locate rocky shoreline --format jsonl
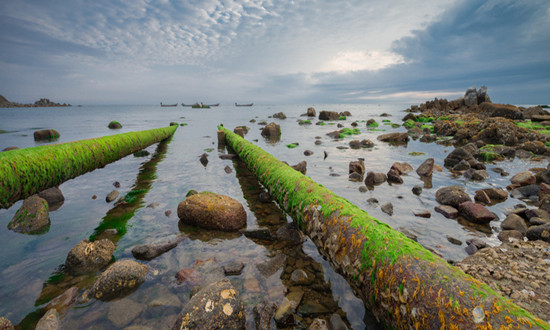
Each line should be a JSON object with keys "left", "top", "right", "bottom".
{"left": 0, "top": 94, "right": 71, "bottom": 108}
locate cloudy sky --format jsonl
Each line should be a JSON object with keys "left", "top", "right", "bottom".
{"left": 0, "top": 0, "right": 549, "bottom": 105}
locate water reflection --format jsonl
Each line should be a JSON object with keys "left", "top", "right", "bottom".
{"left": 16, "top": 137, "right": 172, "bottom": 329}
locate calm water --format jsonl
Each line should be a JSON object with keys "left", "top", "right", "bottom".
{"left": 0, "top": 104, "right": 542, "bottom": 328}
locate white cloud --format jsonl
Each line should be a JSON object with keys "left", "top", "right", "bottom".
{"left": 320, "top": 50, "right": 405, "bottom": 73}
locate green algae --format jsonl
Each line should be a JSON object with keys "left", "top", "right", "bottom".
{"left": 299, "top": 120, "right": 312, "bottom": 125}
{"left": 416, "top": 116, "right": 435, "bottom": 123}
{"left": 408, "top": 152, "right": 425, "bottom": 156}
{"left": 338, "top": 116, "right": 346, "bottom": 120}
{"left": 0, "top": 125, "right": 177, "bottom": 209}
{"left": 219, "top": 126, "right": 548, "bottom": 329}
{"left": 286, "top": 144, "right": 298, "bottom": 149}
{"left": 338, "top": 128, "right": 360, "bottom": 139}
{"left": 367, "top": 120, "right": 379, "bottom": 128}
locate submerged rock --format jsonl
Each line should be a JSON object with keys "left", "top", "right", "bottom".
{"left": 172, "top": 279, "right": 245, "bottom": 329}
{"left": 88, "top": 259, "right": 148, "bottom": 301}
{"left": 65, "top": 238, "right": 115, "bottom": 275}
{"left": 177, "top": 192, "right": 246, "bottom": 231}
{"left": 8, "top": 195, "right": 50, "bottom": 234}
{"left": 35, "top": 309, "right": 60, "bottom": 330}
{"left": 131, "top": 237, "right": 184, "bottom": 260}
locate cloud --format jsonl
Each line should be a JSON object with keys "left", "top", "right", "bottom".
{"left": 321, "top": 50, "right": 405, "bottom": 73}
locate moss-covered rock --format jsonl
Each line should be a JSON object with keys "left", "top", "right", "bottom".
{"left": 33, "top": 129, "right": 60, "bottom": 141}
{"left": 8, "top": 195, "right": 50, "bottom": 234}
{"left": 108, "top": 121, "right": 122, "bottom": 129}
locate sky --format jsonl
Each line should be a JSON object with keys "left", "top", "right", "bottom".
{"left": 0, "top": 0, "right": 549, "bottom": 105}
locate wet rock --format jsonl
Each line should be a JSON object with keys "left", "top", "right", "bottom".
{"left": 8, "top": 195, "right": 50, "bottom": 234}
{"left": 458, "top": 201, "right": 496, "bottom": 224}
{"left": 525, "top": 208, "right": 550, "bottom": 220}
{"left": 242, "top": 228, "right": 273, "bottom": 241}
{"left": 416, "top": 158, "right": 434, "bottom": 177}
{"left": 307, "top": 107, "right": 316, "bottom": 117}
{"left": 199, "top": 153, "right": 209, "bottom": 166}
{"left": 349, "top": 140, "right": 361, "bottom": 149}
{"left": 501, "top": 214, "right": 528, "bottom": 235}
{"left": 258, "top": 191, "right": 272, "bottom": 203}
{"left": 466, "top": 238, "right": 487, "bottom": 250}
{"left": 65, "top": 238, "right": 115, "bottom": 275}
{"left": 434, "top": 205, "right": 458, "bottom": 219}
{"left": 224, "top": 165, "right": 232, "bottom": 174}
{"left": 474, "top": 188, "right": 508, "bottom": 205}
{"left": 223, "top": 262, "right": 245, "bottom": 276}
{"left": 131, "top": 237, "right": 183, "bottom": 261}
{"left": 364, "top": 172, "right": 386, "bottom": 186}
{"left": 386, "top": 169, "right": 403, "bottom": 184}
{"left": 217, "top": 130, "right": 226, "bottom": 145}
{"left": 511, "top": 171, "right": 536, "bottom": 187}
{"left": 381, "top": 202, "right": 393, "bottom": 216}
{"left": 435, "top": 186, "right": 472, "bottom": 208}
{"left": 330, "top": 313, "right": 349, "bottom": 330}
{"left": 261, "top": 122, "right": 281, "bottom": 138}
{"left": 219, "top": 154, "right": 237, "bottom": 160}
{"left": 480, "top": 102, "right": 523, "bottom": 119}
{"left": 314, "top": 140, "right": 322, "bottom": 145}
{"left": 511, "top": 184, "right": 539, "bottom": 200}
{"left": 254, "top": 299, "right": 277, "bottom": 330}
{"left": 257, "top": 254, "right": 286, "bottom": 277}
{"left": 0, "top": 317, "right": 13, "bottom": 329}
{"left": 465, "top": 243, "right": 478, "bottom": 255}
{"left": 107, "top": 299, "right": 144, "bottom": 328}
{"left": 112, "top": 181, "right": 121, "bottom": 188}
{"left": 33, "top": 129, "right": 60, "bottom": 141}
{"left": 35, "top": 309, "right": 60, "bottom": 330}
{"left": 390, "top": 162, "right": 413, "bottom": 175}
{"left": 452, "top": 159, "right": 471, "bottom": 171}
{"left": 367, "top": 198, "right": 379, "bottom": 206}
{"left": 37, "top": 187, "right": 64, "bottom": 209}
{"left": 273, "top": 112, "right": 287, "bottom": 119}
{"left": 319, "top": 111, "right": 339, "bottom": 121}
{"left": 377, "top": 132, "right": 409, "bottom": 143}
{"left": 276, "top": 222, "right": 305, "bottom": 245}
{"left": 446, "top": 235, "right": 462, "bottom": 245}
{"left": 348, "top": 172, "right": 363, "bottom": 182}
{"left": 464, "top": 169, "right": 489, "bottom": 181}
{"left": 290, "top": 269, "right": 311, "bottom": 285}
{"left": 498, "top": 230, "right": 523, "bottom": 242}
{"left": 309, "top": 318, "right": 329, "bottom": 330}
{"left": 106, "top": 190, "right": 119, "bottom": 203}
{"left": 108, "top": 121, "right": 122, "bottom": 129}
{"left": 274, "top": 290, "right": 303, "bottom": 326}
{"left": 340, "top": 111, "right": 352, "bottom": 117}
{"left": 304, "top": 150, "right": 313, "bottom": 156}
{"left": 526, "top": 223, "right": 550, "bottom": 242}
{"left": 413, "top": 209, "right": 431, "bottom": 218}
{"left": 292, "top": 161, "right": 307, "bottom": 175}
{"left": 530, "top": 217, "right": 550, "bottom": 226}
{"left": 412, "top": 185, "right": 422, "bottom": 195}
{"left": 444, "top": 147, "right": 476, "bottom": 169}
{"left": 178, "top": 192, "right": 246, "bottom": 231}
{"left": 361, "top": 139, "right": 375, "bottom": 148}
{"left": 88, "top": 259, "right": 149, "bottom": 301}
{"left": 233, "top": 126, "right": 247, "bottom": 137}
{"left": 44, "top": 286, "right": 78, "bottom": 315}
{"left": 419, "top": 134, "right": 437, "bottom": 143}
{"left": 173, "top": 279, "right": 245, "bottom": 329}
{"left": 519, "top": 141, "right": 547, "bottom": 155}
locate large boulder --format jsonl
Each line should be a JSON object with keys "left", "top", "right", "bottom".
{"left": 172, "top": 279, "right": 245, "bottom": 329}
{"left": 435, "top": 186, "right": 472, "bottom": 208}
{"left": 464, "top": 85, "right": 478, "bottom": 107}
{"left": 458, "top": 201, "right": 496, "bottom": 224}
{"left": 8, "top": 195, "right": 50, "bottom": 234}
{"left": 349, "top": 160, "right": 365, "bottom": 175}
{"left": 318, "top": 111, "right": 339, "bottom": 121}
{"left": 261, "top": 122, "right": 281, "bottom": 138}
{"left": 377, "top": 132, "right": 409, "bottom": 143}
{"left": 178, "top": 192, "right": 246, "bottom": 231}
{"left": 88, "top": 259, "right": 148, "bottom": 301}
{"left": 510, "top": 171, "right": 536, "bottom": 187}
{"left": 526, "top": 223, "right": 550, "bottom": 242}
{"left": 33, "top": 129, "right": 60, "bottom": 141}
{"left": 65, "top": 239, "right": 115, "bottom": 275}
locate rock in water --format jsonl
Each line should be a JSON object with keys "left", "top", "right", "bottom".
{"left": 458, "top": 201, "right": 496, "bottom": 224}
{"left": 416, "top": 158, "right": 434, "bottom": 177}
{"left": 37, "top": 187, "right": 65, "bottom": 209}
{"left": 8, "top": 195, "right": 50, "bottom": 234}
{"left": 172, "top": 279, "right": 245, "bottom": 329}
{"left": 318, "top": 111, "right": 339, "bottom": 120}
{"left": 33, "top": 129, "right": 60, "bottom": 141}
{"left": 307, "top": 107, "right": 316, "bottom": 117}
{"left": 199, "top": 153, "right": 209, "bottom": 167}
{"left": 88, "top": 260, "right": 148, "bottom": 301}
{"left": 65, "top": 239, "right": 115, "bottom": 275}
{"left": 435, "top": 186, "right": 472, "bottom": 208}
{"left": 35, "top": 309, "right": 60, "bottom": 330}
{"left": 131, "top": 237, "right": 184, "bottom": 260}
{"left": 108, "top": 121, "right": 122, "bottom": 129}
{"left": 178, "top": 192, "right": 246, "bottom": 231}
{"left": 261, "top": 122, "right": 281, "bottom": 138}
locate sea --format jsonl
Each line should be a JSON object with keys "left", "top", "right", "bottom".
{"left": 0, "top": 104, "right": 541, "bottom": 329}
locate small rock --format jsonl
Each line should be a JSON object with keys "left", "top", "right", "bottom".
{"left": 435, "top": 186, "right": 472, "bottom": 208}
{"left": 309, "top": 318, "right": 329, "bottom": 330}
{"left": 106, "top": 190, "right": 119, "bottom": 203}
{"left": 446, "top": 235, "right": 462, "bottom": 245}
{"left": 381, "top": 202, "right": 393, "bottom": 216}
{"left": 165, "top": 210, "right": 172, "bottom": 217}
{"left": 258, "top": 192, "right": 272, "bottom": 203}
{"left": 254, "top": 299, "right": 277, "bottom": 330}
{"left": 390, "top": 162, "right": 414, "bottom": 175}
{"left": 292, "top": 161, "right": 307, "bottom": 175}
{"left": 37, "top": 187, "right": 65, "bottom": 209}
{"left": 412, "top": 185, "right": 422, "bottom": 195}
{"left": 510, "top": 171, "right": 536, "bottom": 186}
{"left": 199, "top": 153, "right": 209, "bottom": 166}
{"left": 349, "top": 159, "right": 365, "bottom": 175}
{"left": 290, "top": 269, "right": 310, "bottom": 285}
{"left": 367, "top": 198, "right": 379, "bottom": 206}
{"left": 498, "top": 230, "right": 523, "bottom": 242}
{"left": 464, "top": 169, "right": 489, "bottom": 181}
{"left": 8, "top": 195, "right": 50, "bottom": 234}
{"left": 348, "top": 172, "right": 363, "bottom": 182}
{"left": 304, "top": 150, "right": 313, "bottom": 156}
{"left": 223, "top": 262, "right": 245, "bottom": 276}
{"left": 131, "top": 237, "right": 183, "bottom": 260}
{"left": 501, "top": 214, "right": 528, "bottom": 235}
{"left": 224, "top": 166, "right": 232, "bottom": 173}
{"left": 65, "top": 238, "right": 115, "bottom": 275}
{"left": 365, "top": 172, "right": 387, "bottom": 186}
{"left": 413, "top": 209, "right": 431, "bottom": 218}
{"left": 242, "top": 228, "right": 273, "bottom": 241}
{"left": 416, "top": 158, "right": 434, "bottom": 177}
{"left": 434, "top": 205, "right": 459, "bottom": 219}
{"left": 387, "top": 169, "right": 403, "bottom": 184}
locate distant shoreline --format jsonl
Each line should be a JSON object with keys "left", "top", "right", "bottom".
{"left": 0, "top": 94, "right": 71, "bottom": 108}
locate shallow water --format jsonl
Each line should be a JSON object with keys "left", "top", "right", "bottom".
{"left": 0, "top": 104, "right": 544, "bottom": 328}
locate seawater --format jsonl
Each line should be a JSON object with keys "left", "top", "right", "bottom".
{"left": 0, "top": 104, "right": 542, "bottom": 328}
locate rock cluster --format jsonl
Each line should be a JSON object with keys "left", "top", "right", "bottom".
{"left": 0, "top": 94, "right": 71, "bottom": 108}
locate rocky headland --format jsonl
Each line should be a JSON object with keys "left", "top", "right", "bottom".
{"left": 0, "top": 94, "right": 71, "bottom": 108}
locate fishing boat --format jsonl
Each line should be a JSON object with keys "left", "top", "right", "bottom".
{"left": 181, "top": 103, "right": 194, "bottom": 107}
{"left": 235, "top": 102, "right": 253, "bottom": 107}
{"left": 160, "top": 102, "right": 178, "bottom": 107}
{"left": 206, "top": 103, "right": 220, "bottom": 107}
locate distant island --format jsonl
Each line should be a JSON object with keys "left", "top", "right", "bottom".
{"left": 0, "top": 94, "right": 71, "bottom": 108}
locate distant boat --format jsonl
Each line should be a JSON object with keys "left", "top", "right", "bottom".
{"left": 183, "top": 103, "right": 219, "bottom": 107}
{"left": 235, "top": 102, "right": 253, "bottom": 107}
{"left": 181, "top": 103, "right": 194, "bottom": 107}
{"left": 206, "top": 103, "right": 220, "bottom": 107}
{"left": 160, "top": 102, "right": 178, "bottom": 107}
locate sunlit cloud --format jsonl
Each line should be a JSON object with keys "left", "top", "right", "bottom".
{"left": 320, "top": 50, "right": 405, "bottom": 73}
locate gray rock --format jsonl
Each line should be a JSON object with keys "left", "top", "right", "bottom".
{"left": 291, "top": 161, "right": 307, "bottom": 175}
{"left": 254, "top": 299, "right": 277, "bottom": 330}
{"left": 364, "top": 172, "right": 386, "bottom": 186}
{"left": 65, "top": 238, "right": 115, "bottom": 275}
{"left": 131, "top": 237, "right": 183, "bottom": 260}
{"left": 242, "top": 228, "right": 273, "bottom": 241}
{"left": 381, "top": 202, "right": 393, "bottom": 216}
{"left": 501, "top": 214, "right": 528, "bottom": 235}
{"left": 435, "top": 186, "right": 472, "bottom": 208}
{"left": 330, "top": 313, "right": 349, "bottom": 330}
{"left": 199, "top": 153, "right": 209, "bottom": 166}
{"left": 223, "top": 262, "right": 245, "bottom": 276}
{"left": 452, "top": 159, "right": 471, "bottom": 171}
{"left": 413, "top": 209, "right": 431, "bottom": 218}
{"left": 464, "top": 169, "right": 489, "bottom": 181}
{"left": 348, "top": 172, "right": 363, "bottom": 182}
{"left": 37, "top": 187, "right": 64, "bottom": 209}
{"left": 464, "top": 85, "right": 478, "bottom": 106}
{"left": 8, "top": 195, "right": 50, "bottom": 234}
{"left": 416, "top": 158, "right": 434, "bottom": 177}
{"left": 106, "top": 190, "right": 119, "bottom": 203}
{"left": 458, "top": 201, "right": 496, "bottom": 224}
{"left": 88, "top": 260, "right": 148, "bottom": 301}
{"left": 446, "top": 235, "right": 462, "bottom": 245}
{"left": 172, "top": 279, "right": 245, "bottom": 329}
{"left": 35, "top": 309, "right": 60, "bottom": 330}
{"left": 276, "top": 222, "right": 305, "bottom": 245}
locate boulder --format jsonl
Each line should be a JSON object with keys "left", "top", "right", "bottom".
{"left": 501, "top": 214, "right": 528, "bottom": 235}
{"left": 8, "top": 195, "right": 50, "bottom": 234}
{"left": 65, "top": 239, "right": 115, "bottom": 275}
{"left": 476, "top": 85, "right": 491, "bottom": 104}
{"left": 498, "top": 230, "right": 523, "bottom": 242}
{"left": 444, "top": 147, "right": 476, "bottom": 169}
{"left": 306, "top": 107, "right": 316, "bottom": 117}
{"left": 349, "top": 140, "right": 362, "bottom": 149}
{"left": 377, "top": 132, "right": 409, "bottom": 143}
{"left": 37, "top": 187, "right": 65, "bottom": 208}
{"left": 131, "top": 237, "right": 184, "bottom": 260}
{"left": 199, "top": 153, "right": 209, "bottom": 166}
{"left": 519, "top": 141, "right": 547, "bottom": 155}
{"left": 349, "top": 160, "right": 365, "bottom": 175}
{"left": 35, "top": 309, "right": 60, "bottom": 330}
{"left": 319, "top": 111, "right": 340, "bottom": 120}
{"left": 364, "top": 172, "right": 386, "bottom": 186}
{"left": 273, "top": 112, "right": 287, "bottom": 119}
{"left": 291, "top": 161, "right": 307, "bottom": 175}
{"left": 474, "top": 188, "right": 508, "bottom": 204}
{"left": 361, "top": 139, "right": 375, "bottom": 148}
{"left": 435, "top": 186, "right": 472, "bottom": 208}
{"left": 233, "top": 126, "right": 247, "bottom": 137}
{"left": 88, "top": 259, "right": 148, "bottom": 301}
{"left": 464, "top": 85, "right": 478, "bottom": 107}
{"left": 416, "top": 158, "right": 434, "bottom": 177}
{"left": 172, "top": 279, "right": 245, "bottom": 329}
{"left": 525, "top": 223, "right": 550, "bottom": 242}
{"left": 480, "top": 103, "right": 524, "bottom": 120}
{"left": 178, "top": 192, "right": 246, "bottom": 231}
{"left": 108, "top": 121, "right": 122, "bottom": 129}
{"left": 33, "top": 129, "right": 60, "bottom": 141}
{"left": 458, "top": 201, "right": 496, "bottom": 224}
{"left": 261, "top": 122, "right": 281, "bottom": 138}
{"left": 510, "top": 171, "right": 536, "bottom": 187}
{"left": 390, "top": 162, "right": 413, "bottom": 175}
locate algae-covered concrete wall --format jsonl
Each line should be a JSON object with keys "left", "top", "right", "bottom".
{"left": 219, "top": 127, "right": 548, "bottom": 329}
{"left": 0, "top": 126, "right": 177, "bottom": 209}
